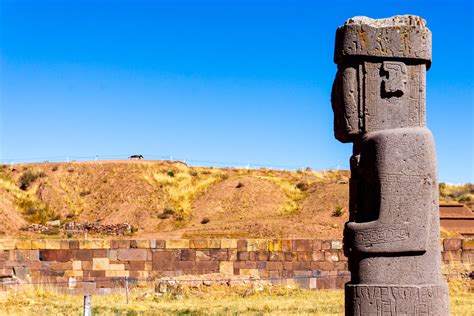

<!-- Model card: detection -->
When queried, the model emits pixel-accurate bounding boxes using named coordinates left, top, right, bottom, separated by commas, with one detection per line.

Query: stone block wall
left=0, top=238, right=471, bottom=292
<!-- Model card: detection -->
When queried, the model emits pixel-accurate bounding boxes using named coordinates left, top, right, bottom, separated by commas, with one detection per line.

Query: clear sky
left=1, top=0, right=473, bottom=183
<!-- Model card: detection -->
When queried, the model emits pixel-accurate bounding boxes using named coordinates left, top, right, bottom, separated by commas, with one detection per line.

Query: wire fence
left=1, top=272, right=472, bottom=287
left=0, top=154, right=350, bottom=171
left=1, top=271, right=472, bottom=315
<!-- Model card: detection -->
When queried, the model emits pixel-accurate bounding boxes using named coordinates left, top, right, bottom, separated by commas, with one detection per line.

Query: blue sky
left=1, top=0, right=473, bottom=183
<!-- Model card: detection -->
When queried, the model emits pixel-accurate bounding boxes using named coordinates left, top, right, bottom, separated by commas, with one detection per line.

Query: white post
left=83, top=294, right=92, bottom=316
left=125, top=277, right=130, bottom=304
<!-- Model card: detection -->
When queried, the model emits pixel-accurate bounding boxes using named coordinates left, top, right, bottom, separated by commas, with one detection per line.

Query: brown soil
left=0, top=161, right=350, bottom=238
left=0, top=189, right=28, bottom=234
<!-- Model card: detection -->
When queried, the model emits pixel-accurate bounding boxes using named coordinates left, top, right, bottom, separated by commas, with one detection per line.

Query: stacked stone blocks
left=0, top=238, right=471, bottom=291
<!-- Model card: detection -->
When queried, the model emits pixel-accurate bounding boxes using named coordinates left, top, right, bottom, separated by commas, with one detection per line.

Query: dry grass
left=0, top=280, right=472, bottom=315
left=0, top=285, right=344, bottom=315
left=256, top=175, right=309, bottom=215
left=143, top=164, right=227, bottom=220
left=255, top=169, right=347, bottom=215
left=440, top=226, right=463, bottom=238
left=0, top=173, right=56, bottom=225
left=440, top=183, right=474, bottom=210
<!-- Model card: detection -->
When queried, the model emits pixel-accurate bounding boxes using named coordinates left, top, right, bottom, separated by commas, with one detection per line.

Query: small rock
left=46, top=220, right=61, bottom=227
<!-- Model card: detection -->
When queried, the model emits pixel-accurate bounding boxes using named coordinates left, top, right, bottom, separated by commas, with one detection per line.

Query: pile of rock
left=64, top=222, right=132, bottom=235
left=21, top=223, right=50, bottom=233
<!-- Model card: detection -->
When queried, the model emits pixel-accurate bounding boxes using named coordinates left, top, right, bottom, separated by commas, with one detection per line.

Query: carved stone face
left=332, top=61, right=426, bottom=141
left=331, top=65, right=360, bottom=143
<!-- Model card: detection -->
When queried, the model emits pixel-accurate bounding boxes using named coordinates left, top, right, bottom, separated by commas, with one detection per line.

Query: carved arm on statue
left=344, top=218, right=429, bottom=255
left=344, top=128, right=436, bottom=255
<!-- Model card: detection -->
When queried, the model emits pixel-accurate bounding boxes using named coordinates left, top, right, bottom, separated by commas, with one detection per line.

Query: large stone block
left=296, top=252, right=312, bottom=262
left=117, top=249, right=148, bottom=261
left=129, top=261, right=145, bottom=271
left=209, top=249, right=228, bottom=261
left=462, top=239, right=474, bottom=250
left=221, top=239, right=237, bottom=249
left=39, top=250, right=57, bottom=261
left=65, top=270, right=83, bottom=277
left=152, top=250, right=180, bottom=271
left=444, top=238, right=462, bottom=251
left=130, top=240, right=150, bottom=249
left=266, top=261, right=284, bottom=271
left=195, top=260, right=219, bottom=271
left=55, top=250, right=73, bottom=262
left=293, top=240, right=312, bottom=252
left=80, top=240, right=108, bottom=249
left=15, top=240, right=32, bottom=250
left=189, top=240, right=207, bottom=249
left=92, top=258, right=110, bottom=270
left=72, top=261, right=82, bottom=271
left=165, top=240, right=189, bottom=249
left=237, top=239, right=247, bottom=251
left=180, top=249, right=196, bottom=261
left=109, top=263, right=125, bottom=271
left=72, top=250, right=93, bottom=261
left=239, top=268, right=259, bottom=277
left=0, top=239, right=17, bottom=250
left=195, top=250, right=211, bottom=261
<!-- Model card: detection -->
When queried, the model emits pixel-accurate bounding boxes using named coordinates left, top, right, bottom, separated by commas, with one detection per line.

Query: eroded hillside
left=0, top=161, right=350, bottom=238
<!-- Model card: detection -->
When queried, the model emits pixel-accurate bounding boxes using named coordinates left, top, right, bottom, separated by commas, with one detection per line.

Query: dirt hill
left=0, top=161, right=350, bottom=238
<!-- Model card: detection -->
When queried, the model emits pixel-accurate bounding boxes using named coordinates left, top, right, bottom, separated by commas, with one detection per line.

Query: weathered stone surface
left=294, top=240, right=312, bottom=252
left=72, top=250, right=93, bottom=261
left=0, top=239, right=17, bottom=250
left=444, top=238, right=462, bottom=251
left=190, top=240, right=207, bottom=249
left=92, top=258, right=110, bottom=271
left=462, top=239, right=474, bottom=250
left=117, top=249, right=148, bottom=261
left=15, top=240, right=32, bottom=250
left=221, top=239, right=238, bottom=249
left=334, top=15, right=432, bottom=68
left=165, top=240, right=189, bottom=249
left=219, top=261, right=234, bottom=275
left=152, top=250, right=180, bottom=271
left=332, top=15, right=449, bottom=315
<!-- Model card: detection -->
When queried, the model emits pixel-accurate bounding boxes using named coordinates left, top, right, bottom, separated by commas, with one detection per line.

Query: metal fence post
left=83, top=294, right=92, bottom=316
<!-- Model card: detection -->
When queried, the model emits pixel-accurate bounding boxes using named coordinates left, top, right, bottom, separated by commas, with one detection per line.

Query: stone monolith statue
left=331, top=15, right=450, bottom=315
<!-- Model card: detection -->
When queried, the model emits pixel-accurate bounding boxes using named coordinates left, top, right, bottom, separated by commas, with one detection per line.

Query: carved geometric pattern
left=383, top=61, right=407, bottom=95
left=347, top=284, right=448, bottom=316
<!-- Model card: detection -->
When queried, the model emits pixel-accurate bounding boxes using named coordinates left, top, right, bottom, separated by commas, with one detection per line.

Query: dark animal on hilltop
left=128, top=155, right=144, bottom=160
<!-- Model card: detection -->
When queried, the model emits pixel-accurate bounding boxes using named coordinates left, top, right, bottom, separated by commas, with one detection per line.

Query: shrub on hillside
left=19, top=170, right=45, bottom=190
left=79, top=190, right=91, bottom=197
left=158, top=207, right=175, bottom=219
left=332, top=206, right=344, bottom=217
left=295, top=182, right=308, bottom=191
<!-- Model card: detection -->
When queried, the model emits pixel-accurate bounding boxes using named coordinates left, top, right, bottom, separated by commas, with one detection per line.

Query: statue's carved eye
left=381, top=61, right=407, bottom=98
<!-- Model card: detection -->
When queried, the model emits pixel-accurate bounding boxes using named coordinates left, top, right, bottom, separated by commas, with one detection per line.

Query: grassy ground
left=0, top=281, right=472, bottom=316
left=440, top=182, right=474, bottom=210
